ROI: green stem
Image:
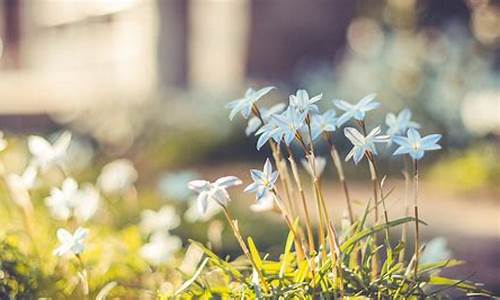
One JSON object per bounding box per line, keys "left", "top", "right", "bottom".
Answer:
{"left": 75, "top": 254, "right": 89, "bottom": 298}
{"left": 413, "top": 159, "right": 420, "bottom": 278}
{"left": 222, "top": 206, "right": 270, "bottom": 293}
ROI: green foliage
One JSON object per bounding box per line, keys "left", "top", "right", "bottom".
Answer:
{"left": 0, "top": 237, "right": 43, "bottom": 299}
{"left": 174, "top": 218, "right": 491, "bottom": 299}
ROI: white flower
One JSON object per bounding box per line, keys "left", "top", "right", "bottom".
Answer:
{"left": 184, "top": 196, "right": 222, "bottom": 222}
{"left": 45, "top": 178, "right": 100, "bottom": 222}
{"left": 28, "top": 131, "right": 71, "bottom": 171}
{"left": 74, "top": 184, "right": 100, "bottom": 222}
{"left": 187, "top": 176, "right": 242, "bottom": 214}
{"left": 140, "top": 206, "right": 180, "bottom": 235}
{"left": 97, "top": 159, "right": 138, "bottom": 196}
{"left": 53, "top": 227, "right": 88, "bottom": 257}
{"left": 45, "top": 177, "right": 79, "bottom": 220}
{"left": 5, "top": 166, "right": 37, "bottom": 208}
{"left": 385, "top": 109, "right": 420, "bottom": 137}
{"left": 140, "top": 232, "right": 182, "bottom": 266}
{"left": 226, "top": 86, "right": 275, "bottom": 120}
{"left": 301, "top": 156, "right": 327, "bottom": 177}
{"left": 0, "top": 131, "right": 8, "bottom": 152}
{"left": 334, "top": 94, "right": 381, "bottom": 126}
{"left": 344, "top": 126, "right": 389, "bottom": 164}
{"left": 245, "top": 103, "right": 286, "bottom": 136}
{"left": 289, "top": 89, "right": 323, "bottom": 114}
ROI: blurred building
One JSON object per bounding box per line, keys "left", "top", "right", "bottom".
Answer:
{"left": 0, "top": 0, "right": 354, "bottom": 117}
{"left": 0, "top": 0, "right": 498, "bottom": 137}
{"left": 0, "top": 0, "right": 157, "bottom": 116}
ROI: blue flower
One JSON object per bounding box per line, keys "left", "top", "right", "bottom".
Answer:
{"left": 289, "top": 89, "right": 322, "bottom": 114}
{"left": 334, "top": 93, "right": 381, "bottom": 126}
{"left": 255, "top": 120, "right": 284, "bottom": 150}
{"left": 226, "top": 86, "right": 275, "bottom": 120}
{"left": 310, "top": 109, "right": 337, "bottom": 141}
{"left": 245, "top": 103, "right": 286, "bottom": 136}
{"left": 385, "top": 108, "right": 420, "bottom": 137}
{"left": 244, "top": 159, "right": 279, "bottom": 201}
{"left": 272, "top": 107, "right": 307, "bottom": 145}
{"left": 393, "top": 128, "right": 442, "bottom": 160}
{"left": 344, "top": 126, "right": 389, "bottom": 164}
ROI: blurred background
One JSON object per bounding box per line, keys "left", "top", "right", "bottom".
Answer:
{"left": 0, "top": 0, "right": 499, "bottom": 294}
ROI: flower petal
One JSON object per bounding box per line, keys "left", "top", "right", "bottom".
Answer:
{"left": 197, "top": 192, "right": 209, "bottom": 214}
{"left": 188, "top": 180, "right": 210, "bottom": 193}
{"left": 214, "top": 176, "right": 242, "bottom": 188}
{"left": 344, "top": 127, "right": 365, "bottom": 146}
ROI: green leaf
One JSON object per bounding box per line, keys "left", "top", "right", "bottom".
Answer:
{"left": 175, "top": 257, "right": 209, "bottom": 296}
{"left": 189, "top": 240, "right": 243, "bottom": 280}
{"left": 427, "top": 275, "right": 490, "bottom": 295}
{"left": 293, "top": 260, "right": 309, "bottom": 283}
{"left": 340, "top": 217, "right": 426, "bottom": 252}
{"left": 418, "top": 259, "right": 463, "bottom": 274}
{"left": 247, "top": 237, "right": 263, "bottom": 270}
{"left": 279, "top": 226, "right": 296, "bottom": 278}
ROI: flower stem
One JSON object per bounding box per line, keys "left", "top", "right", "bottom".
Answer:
{"left": 75, "top": 254, "right": 89, "bottom": 298}
{"left": 305, "top": 118, "right": 336, "bottom": 264}
{"left": 324, "top": 133, "right": 354, "bottom": 224}
{"left": 327, "top": 221, "right": 344, "bottom": 296}
{"left": 399, "top": 156, "right": 411, "bottom": 263}
{"left": 271, "top": 188, "right": 306, "bottom": 262}
{"left": 286, "top": 147, "right": 315, "bottom": 255}
{"left": 221, "top": 206, "right": 270, "bottom": 293}
{"left": 252, "top": 103, "right": 297, "bottom": 218}
{"left": 413, "top": 159, "right": 420, "bottom": 279}
{"left": 271, "top": 142, "right": 297, "bottom": 218}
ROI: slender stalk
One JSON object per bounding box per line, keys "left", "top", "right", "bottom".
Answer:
{"left": 286, "top": 147, "right": 315, "bottom": 255}
{"left": 324, "top": 133, "right": 354, "bottom": 224}
{"left": 287, "top": 132, "right": 326, "bottom": 261}
{"left": 252, "top": 104, "right": 298, "bottom": 218}
{"left": 75, "top": 254, "right": 90, "bottom": 298}
{"left": 270, "top": 142, "right": 297, "bottom": 217}
{"left": 327, "top": 221, "right": 344, "bottom": 296}
{"left": 251, "top": 104, "right": 308, "bottom": 264}
{"left": 311, "top": 180, "right": 327, "bottom": 263}
{"left": 356, "top": 121, "right": 380, "bottom": 278}
{"left": 367, "top": 154, "right": 390, "bottom": 226}
{"left": 271, "top": 188, "right": 306, "bottom": 262}
{"left": 413, "top": 159, "right": 420, "bottom": 278}
{"left": 222, "top": 206, "right": 270, "bottom": 293}
{"left": 305, "top": 117, "right": 336, "bottom": 263}
{"left": 399, "top": 156, "right": 411, "bottom": 263}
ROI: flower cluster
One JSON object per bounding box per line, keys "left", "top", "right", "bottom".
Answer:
{"left": 189, "top": 87, "right": 442, "bottom": 218}
{"left": 1, "top": 132, "right": 149, "bottom": 264}
{"left": 168, "top": 86, "right": 486, "bottom": 299}
{"left": 229, "top": 87, "right": 441, "bottom": 165}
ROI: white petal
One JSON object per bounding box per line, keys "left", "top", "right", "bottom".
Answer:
{"left": 344, "top": 127, "right": 365, "bottom": 146}
{"left": 197, "top": 192, "right": 209, "bottom": 214}
{"left": 54, "top": 131, "right": 72, "bottom": 154}
{"left": 214, "top": 176, "right": 242, "bottom": 188}
{"left": 187, "top": 180, "right": 210, "bottom": 193}
{"left": 27, "top": 136, "right": 53, "bottom": 157}
{"left": 263, "top": 158, "right": 273, "bottom": 176}
{"left": 57, "top": 228, "right": 73, "bottom": 243}
{"left": 333, "top": 100, "right": 353, "bottom": 111}
{"left": 74, "top": 227, "right": 88, "bottom": 240}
